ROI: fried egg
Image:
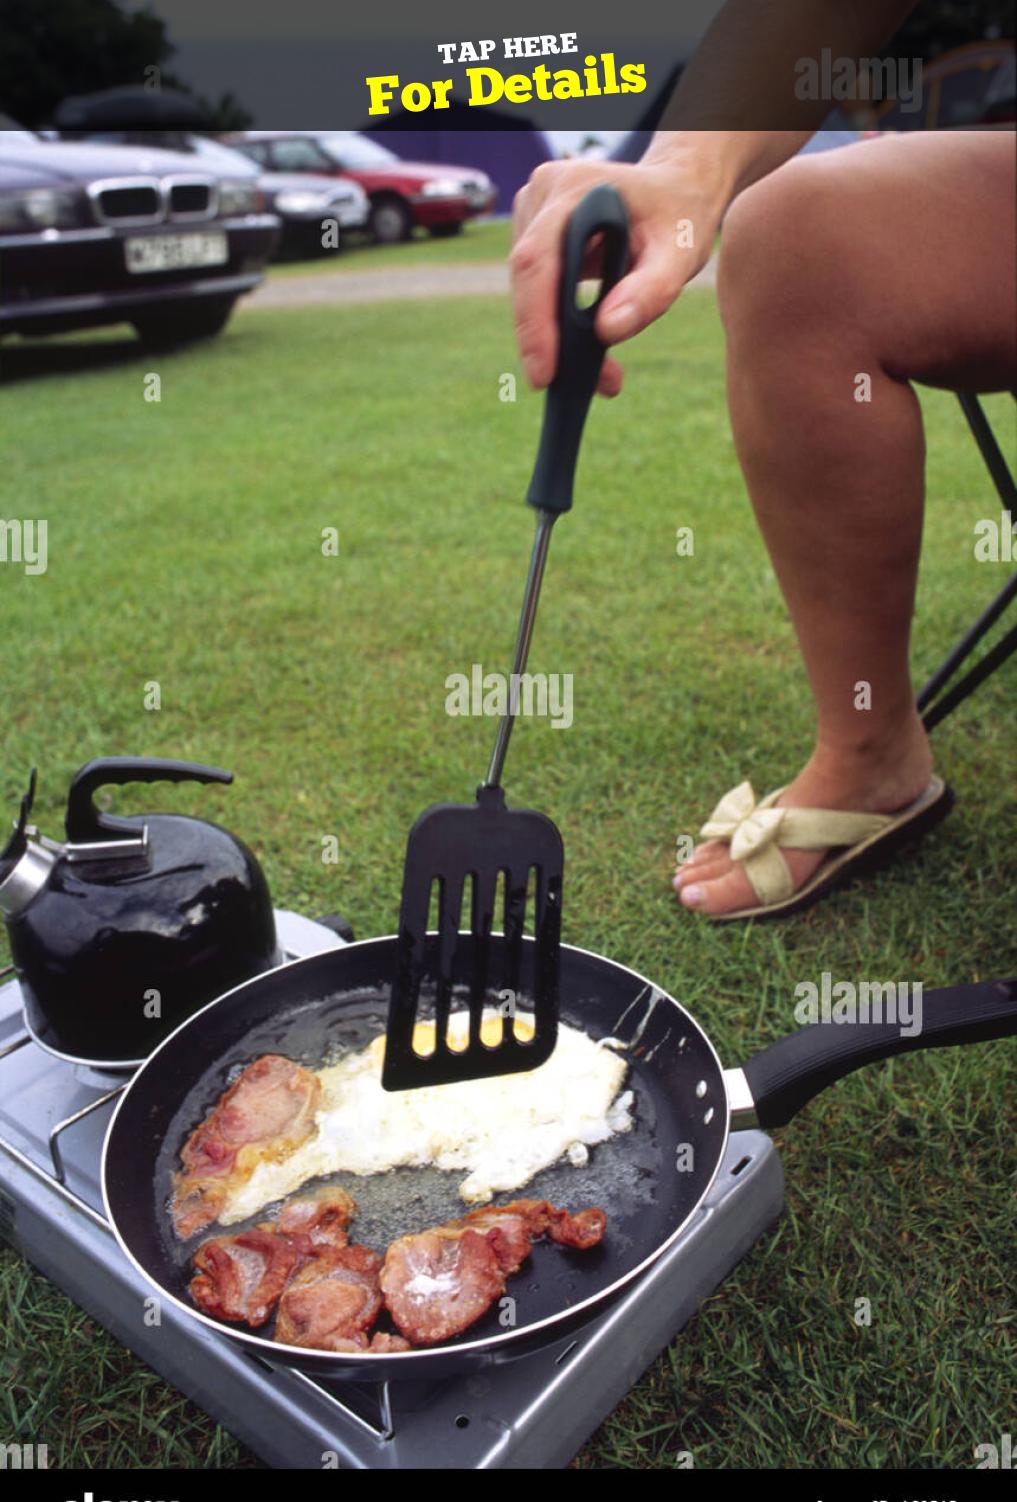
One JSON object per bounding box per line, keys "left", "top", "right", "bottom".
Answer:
{"left": 218, "top": 1014, "right": 633, "bottom": 1224}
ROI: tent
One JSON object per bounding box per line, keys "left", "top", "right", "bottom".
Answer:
{"left": 363, "top": 108, "right": 552, "bottom": 213}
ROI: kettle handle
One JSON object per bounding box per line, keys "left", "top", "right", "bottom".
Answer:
{"left": 65, "top": 758, "right": 233, "bottom": 844}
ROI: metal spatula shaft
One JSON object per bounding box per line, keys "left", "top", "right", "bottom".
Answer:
{"left": 382, "top": 184, "right": 630, "bottom": 1091}
{"left": 485, "top": 508, "right": 556, "bottom": 788}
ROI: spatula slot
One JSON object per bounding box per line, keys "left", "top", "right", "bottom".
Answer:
{"left": 426, "top": 876, "right": 443, "bottom": 937}
{"left": 384, "top": 790, "right": 565, "bottom": 1087}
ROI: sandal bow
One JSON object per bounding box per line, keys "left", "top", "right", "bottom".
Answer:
{"left": 700, "top": 781, "right": 793, "bottom": 901}
{"left": 698, "top": 780, "right": 893, "bottom": 905}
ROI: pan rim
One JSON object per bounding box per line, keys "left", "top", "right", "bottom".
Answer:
{"left": 100, "top": 934, "right": 731, "bottom": 1365}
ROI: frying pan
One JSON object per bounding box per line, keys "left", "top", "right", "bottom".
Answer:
{"left": 101, "top": 936, "right": 1017, "bottom": 1380}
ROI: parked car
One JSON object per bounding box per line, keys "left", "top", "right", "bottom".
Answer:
{"left": 0, "top": 120, "right": 37, "bottom": 143}
{"left": 0, "top": 137, "right": 279, "bottom": 346}
{"left": 228, "top": 131, "right": 495, "bottom": 243}
{"left": 75, "top": 133, "right": 371, "bottom": 258}
{"left": 187, "top": 137, "right": 369, "bottom": 256}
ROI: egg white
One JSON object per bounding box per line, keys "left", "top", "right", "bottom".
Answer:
{"left": 218, "top": 1014, "right": 633, "bottom": 1224}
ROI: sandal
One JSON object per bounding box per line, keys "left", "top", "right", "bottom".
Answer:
{"left": 687, "top": 775, "right": 954, "bottom": 922}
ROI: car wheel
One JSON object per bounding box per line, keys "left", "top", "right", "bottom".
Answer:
{"left": 369, "top": 195, "right": 412, "bottom": 244}
{"left": 428, "top": 222, "right": 464, "bottom": 238}
{"left": 278, "top": 223, "right": 339, "bottom": 260}
{"left": 133, "top": 296, "right": 236, "bottom": 349}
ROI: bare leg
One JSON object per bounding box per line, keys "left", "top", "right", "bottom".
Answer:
{"left": 676, "top": 131, "right": 1017, "bottom": 916}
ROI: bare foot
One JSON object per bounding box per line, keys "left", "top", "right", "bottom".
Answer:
{"left": 673, "top": 716, "right": 935, "bottom": 917}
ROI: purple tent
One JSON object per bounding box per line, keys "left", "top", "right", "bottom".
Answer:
{"left": 362, "top": 117, "right": 552, "bottom": 213}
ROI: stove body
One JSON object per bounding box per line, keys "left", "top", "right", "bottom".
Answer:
{"left": 0, "top": 914, "right": 784, "bottom": 1469}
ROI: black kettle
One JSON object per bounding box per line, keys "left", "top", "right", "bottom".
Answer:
{"left": 0, "top": 757, "right": 281, "bottom": 1068}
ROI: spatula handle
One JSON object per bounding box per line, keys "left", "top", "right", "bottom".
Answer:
{"left": 525, "top": 183, "right": 630, "bottom": 516}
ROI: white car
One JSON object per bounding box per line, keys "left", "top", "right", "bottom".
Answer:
{"left": 182, "top": 136, "right": 370, "bottom": 256}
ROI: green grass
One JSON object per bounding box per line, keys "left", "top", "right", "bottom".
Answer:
{"left": 266, "top": 214, "right": 511, "bottom": 277}
{"left": 1, "top": 289, "right": 1015, "bottom": 1470}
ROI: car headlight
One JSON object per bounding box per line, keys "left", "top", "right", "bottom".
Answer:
{"left": 0, "top": 187, "right": 83, "bottom": 233}
{"left": 218, "top": 180, "right": 260, "bottom": 215}
{"left": 275, "top": 190, "right": 334, "bottom": 215}
{"left": 420, "top": 178, "right": 465, "bottom": 198}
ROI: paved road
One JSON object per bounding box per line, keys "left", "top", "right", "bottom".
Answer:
{"left": 244, "top": 255, "right": 717, "bottom": 311}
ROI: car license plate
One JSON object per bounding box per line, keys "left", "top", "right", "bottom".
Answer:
{"left": 125, "top": 231, "right": 228, "bottom": 275}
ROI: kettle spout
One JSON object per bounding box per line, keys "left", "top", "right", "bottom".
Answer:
{"left": 0, "top": 770, "right": 54, "bottom": 920}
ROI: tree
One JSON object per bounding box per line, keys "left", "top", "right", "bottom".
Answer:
{"left": 0, "top": 0, "right": 252, "bottom": 130}
{"left": 0, "top": 0, "right": 174, "bottom": 125}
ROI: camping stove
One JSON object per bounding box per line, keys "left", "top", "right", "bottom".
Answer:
{"left": 0, "top": 914, "right": 784, "bottom": 1470}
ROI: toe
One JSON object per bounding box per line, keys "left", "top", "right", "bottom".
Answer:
{"left": 676, "top": 839, "right": 726, "bottom": 875}
{"left": 690, "top": 839, "right": 726, "bottom": 863}
{"left": 679, "top": 866, "right": 758, "bottom": 915}
{"left": 673, "top": 855, "right": 735, "bottom": 891}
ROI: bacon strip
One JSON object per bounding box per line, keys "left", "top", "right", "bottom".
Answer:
{"left": 380, "top": 1228, "right": 505, "bottom": 1347}
{"left": 273, "top": 1243, "right": 384, "bottom": 1351}
{"left": 189, "top": 1187, "right": 360, "bottom": 1330}
{"left": 380, "top": 1198, "right": 606, "bottom": 1347}
{"left": 189, "top": 1227, "right": 300, "bottom": 1328}
{"left": 171, "top": 1056, "right": 321, "bottom": 1240}
{"left": 268, "top": 1186, "right": 356, "bottom": 1250}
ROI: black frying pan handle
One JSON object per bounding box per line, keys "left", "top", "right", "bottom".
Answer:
{"left": 743, "top": 977, "right": 1017, "bottom": 1129}
{"left": 525, "top": 183, "right": 630, "bottom": 516}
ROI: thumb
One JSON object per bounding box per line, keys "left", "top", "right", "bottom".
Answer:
{"left": 595, "top": 243, "right": 685, "bottom": 347}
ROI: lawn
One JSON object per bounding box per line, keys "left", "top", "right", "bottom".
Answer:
{"left": 0, "top": 285, "right": 1014, "bottom": 1470}
{"left": 266, "top": 214, "right": 512, "bottom": 276}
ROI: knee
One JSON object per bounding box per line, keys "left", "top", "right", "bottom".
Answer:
{"left": 717, "top": 158, "right": 850, "bottom": 343}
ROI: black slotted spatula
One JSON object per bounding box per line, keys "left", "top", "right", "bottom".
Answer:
{"left": 381, "top": 184, "right": 630, "bottom": 1091}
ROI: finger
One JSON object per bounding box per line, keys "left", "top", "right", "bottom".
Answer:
{"left": 510, "top": 214, "right": 566, "bottom": 389}
{"left": 510, "top": 160, "right": 563, "bottom": 247}
{"left": 579, "top": 231, "right": 606, "bottom": 279}
{"left": 595, "top": 240, "right": 685, "bottom": 348}
{"left": 510, "top": 181, "right": 539, "bottom": 248}
{"left": 596, "top": 356, "right": 623, "bottom": 397}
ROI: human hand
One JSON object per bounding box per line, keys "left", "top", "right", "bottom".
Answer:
{"left": 510, "top": 150, "right": 728, "bottom": 396}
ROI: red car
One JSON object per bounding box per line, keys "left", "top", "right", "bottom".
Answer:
{"left": 229, "top": 131, "right": 495, "bottom": 243}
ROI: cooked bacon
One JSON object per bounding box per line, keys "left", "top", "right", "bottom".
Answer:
{"left": 451, "top": 1204, "right": 539, "bottom": 1275}
{"left": 171, "top": 1056, "right": 321, "bottom": 1240}
{"left": 380, "top": 1199, "right": 606, "bottom": 1347}
{"left": 544, "top": 1203, "right": 607, "bottom": 1249}
{"left": 273, "top": 1243, "right": 384, "bottom": 1351}
{"left": 268, "top": 1186, "right": 356, "bottom": 1250}
{"left": 189, "top": 1227, "right": 300, "bottom": 1328}
{"left": 299, "top": 1329, "right": 412, "bottom": 1354}
{"left": 366, "top": 1331, "right": 412, "bottom": 1352}
{"left": 472, "top": 1198, "right": 607, "bottom": 1251}
{"left": 448, "top": 1198, "right": 606, "bottom": 1266}
{"left": 380, "top": 1227, "right": 506, "bottom": 1347}
{"left": 175, "top": 1070, "right": 610, "bottom": 1352}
